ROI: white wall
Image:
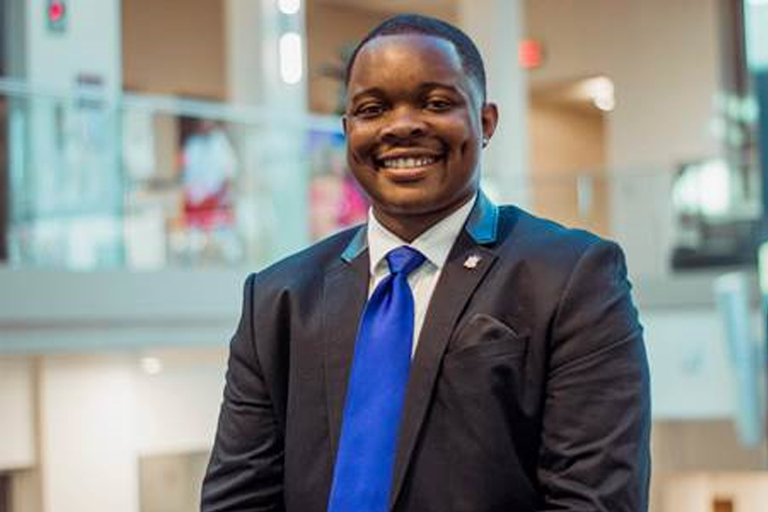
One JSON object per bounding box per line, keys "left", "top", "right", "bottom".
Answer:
{"left": 638, "top": 273, "right": 765, "bottom": 426}
{"left": 19, "top": 350, "right": 227, "bottom": 512}
{"left": 26, "top": 0, "right": 121, "bottom": 90}
{"left": 40, "top": 355, "right": 139, "bottom": 512}
{"left": 643, "top": 309, "right": 737, "bottom": 419}
{"left": 0, "top": 356, "right": 36, "bottom": 470}
{"left": 136, "top": 349, "right": 227, "bottom": 456}
{"left": 526, "top": 0, "right": 723, "bottom": 277}
{"left": 527, "top": 0, "right": 721, "bottom": 170}
{"left": 662, "top": 472, "right": 768, "bottom": 512}
{"left": 0, "top": 349, "right": 231, "bottom": 512}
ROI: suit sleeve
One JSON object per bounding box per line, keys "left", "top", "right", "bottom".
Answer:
{"left": 537, "top": 240, "right": 651, "bottom": 512}
{"left": 201, "top": 274, "right": 286, "bottom": 512}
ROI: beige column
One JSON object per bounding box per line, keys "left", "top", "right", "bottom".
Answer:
{"left": 457, "top": 0, "right": 529, "bottom": 208}
{"left": 226, "top": 0, "right": 310, "bottom": 262}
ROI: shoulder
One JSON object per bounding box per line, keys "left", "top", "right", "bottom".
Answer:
{"left": 490, "top": 205, "right": 629, "bottom": 293}
{"left": 246, "top": 225, "right": 364, "bottom": 293}
{"left": 498, "top": 204, "right": 614, "bottom": 257}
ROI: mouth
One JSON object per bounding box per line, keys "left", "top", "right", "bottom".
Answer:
{"left": 374, "top": 153, "right": 444, "bottom": 181}
{"left": 378, "top": 155, "right": 439, "bottom": 169}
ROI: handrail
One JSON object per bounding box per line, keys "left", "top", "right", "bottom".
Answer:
{"left": 0, "top": 77, "right": 342, "bottom": 133}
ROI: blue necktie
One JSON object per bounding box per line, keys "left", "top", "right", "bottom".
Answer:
{"left": 328, "top": 246, "right": 426, "bottom": 512}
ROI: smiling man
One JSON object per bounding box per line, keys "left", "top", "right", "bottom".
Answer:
{"left": 343, "top": 28, "right": 496, "bottom": 243}
{"left": 202, "top": 14, "right": 650, "bottom": 512}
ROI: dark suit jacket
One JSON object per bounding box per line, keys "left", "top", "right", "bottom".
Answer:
{"left": 201, "top": 192, "right": 651, "bottom": 512}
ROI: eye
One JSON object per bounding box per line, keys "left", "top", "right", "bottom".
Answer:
{"left": 424, "top": 97, "right": 453, "bottom": 112}
{"left": 354, "top": 102, "right": 386, "bottom": 118}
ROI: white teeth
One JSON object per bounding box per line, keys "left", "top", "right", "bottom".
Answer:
{"left": 381, "top": 156, "right": 437, "bottom": 169}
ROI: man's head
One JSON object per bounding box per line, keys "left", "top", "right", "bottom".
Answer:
{"left": 345, "top": 14, "right": 488, "bottom": 104}
{"left": 343, "top": 14, "right": 498, "bottom": 241}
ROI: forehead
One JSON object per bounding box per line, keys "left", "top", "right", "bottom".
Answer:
{"left": 348, "top": 34, "right": 478, "bottom": 99}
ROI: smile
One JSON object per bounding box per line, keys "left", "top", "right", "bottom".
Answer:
{"left": 378, "top": 155, "right": 441, "bottom": 170}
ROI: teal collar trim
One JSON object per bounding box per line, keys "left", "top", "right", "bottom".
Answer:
{"left": 465, "top": 190, "right": 499, "bottom": 245}
{"left": 340, "top": 190, "right": 499, "bottom": 263}
{"left": 341, "top": 225, "right": 367, "bottom": 263}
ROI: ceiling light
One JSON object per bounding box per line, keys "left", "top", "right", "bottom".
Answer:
{"left": 280, "top": 32, "right": 303, "bottom": 85}
{"left": 278, "top": 0, "right": 301, "bottom": 15}
{"left": 585, "top": 76, "right": 615, "bottom": 112}
{"left": 141, "top": 357, "right": 163, "bottom": 375}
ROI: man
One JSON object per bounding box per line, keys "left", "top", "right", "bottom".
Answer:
{"left": 202, "top": 14, "right": 650, "bottom": 512}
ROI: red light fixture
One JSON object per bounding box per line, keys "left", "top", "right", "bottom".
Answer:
{"left": 47, "top": 0, "right": 67, "bottom": 32}
{"left": 519, "top": 39, "right": 544, "bottom": 70}
{"left": 49, "top": 2, "right": 65, "bottom": 21}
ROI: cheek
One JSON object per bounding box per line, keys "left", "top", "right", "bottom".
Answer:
{"left": 346, "top": 143, "right": 371, "bottom": 173}
{"left": 346, "top": 125, "right": 377, "bottom": 158}
{"left": 346, "top": 141, "right": 376, "bottom": 186}
{"left": 444, "top": 115, "right": 480, "bottom": 152}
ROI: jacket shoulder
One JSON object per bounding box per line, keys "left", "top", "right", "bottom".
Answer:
{"left": 497, "top": 205, "right": 618, "bottom": 268}
{"left": 249, "top": 225, "right": 363, "bottom": 291}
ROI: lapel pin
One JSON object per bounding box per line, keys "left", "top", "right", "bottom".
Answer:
{"left": 463, "top": 254, "right": 482, "bottom": 269}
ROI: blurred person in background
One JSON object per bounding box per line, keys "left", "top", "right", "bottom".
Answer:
{"left": 202, "top": 13, "right": 650, "bottom": 512}
{"left": 181, "top": 118, "right": 237, "bottom": 230}
{"left": 178, "top": 117, "right": 241, "bottom": 262}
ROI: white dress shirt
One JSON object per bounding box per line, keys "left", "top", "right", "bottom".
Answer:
{"left": 366, "top": 195, "right": 476, "bottom": 356}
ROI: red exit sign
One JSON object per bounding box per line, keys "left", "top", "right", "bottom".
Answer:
{"left": 47, "top": 0, "right": 67, "bottom": 33}
{"left": 519, "top": 39, "right": 544, "bottom": 70}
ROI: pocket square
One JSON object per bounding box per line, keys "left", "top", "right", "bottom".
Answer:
{"left": 447, "top": 313, "right": 526, "bottom": 357}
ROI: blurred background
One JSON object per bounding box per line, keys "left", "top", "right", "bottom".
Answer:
{"left": 0, "top": 0, "right": 767, "bottom": 511}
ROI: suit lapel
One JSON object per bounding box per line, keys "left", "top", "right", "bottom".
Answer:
{"left": 323, "top": 229, "right": 369, "bottom": 459}
{"left": 389, "top": 193, "right": 501, "bottom": 508}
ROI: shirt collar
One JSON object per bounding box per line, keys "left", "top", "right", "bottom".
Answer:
{"left": 367, "top": 194, "right": 477, "bottom": 275}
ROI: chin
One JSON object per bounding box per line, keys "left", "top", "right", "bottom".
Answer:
{"left": 376, "top": 189, "right": 438, "bottom": 213}
{"left": 382, "top": 193, "right": 468, "bottom": 221}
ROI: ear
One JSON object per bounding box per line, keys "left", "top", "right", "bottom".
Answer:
{"left": 480, "top": 102, "right": 499, "bottom": 146}
{"left": 341, "top": 115, "right": 349, "bottom": 136}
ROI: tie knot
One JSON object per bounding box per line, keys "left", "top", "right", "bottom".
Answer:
{"left": 386, "top": 246, "right": 426, "bottom": 276}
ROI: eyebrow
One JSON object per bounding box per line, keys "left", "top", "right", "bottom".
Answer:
{"left": 349, "top": 81, "right": 462, "bottom": 105}
{"left": 349, "top": 87, "right": 386, "bottom": 105}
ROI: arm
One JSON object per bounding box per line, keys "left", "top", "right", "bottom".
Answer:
{"left": 538, "top": 240, "right": 651, "bottom": 511}
{"left": 201, "top": 274, "right": 286, "bottom": 512}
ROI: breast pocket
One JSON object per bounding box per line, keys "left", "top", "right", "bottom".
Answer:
{"left": 444, "top": 313, "right": 528, "bottom": 363}
{"left": 434, "top": 314, "right": 534, "bottom": 507}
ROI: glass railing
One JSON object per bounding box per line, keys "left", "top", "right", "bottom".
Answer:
{"left": 0, "top": 78, "right": 763, "bottom": 277}
{"left": 0, "top": 78, "right": 353, "bottom": 270}
{"left": 522, "top": 161, "right": 762, "bottom": 278}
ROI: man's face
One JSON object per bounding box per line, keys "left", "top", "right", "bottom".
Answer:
{"left": 344, "top": 34, "right": 498, "bottom": 238}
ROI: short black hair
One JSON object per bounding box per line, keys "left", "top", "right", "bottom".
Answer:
{"left": 344, "top": 14, "right": 487, "bottom": 102}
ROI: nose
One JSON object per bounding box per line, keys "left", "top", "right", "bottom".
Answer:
{"left": 381, "top": 107, "right": 426, "bottom": 143}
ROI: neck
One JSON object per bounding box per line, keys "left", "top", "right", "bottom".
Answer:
{"left": 372, "top": 212, "right": 436, "bottom": 243}
{"left": 372, "top": 195, "right": 475, "bottom": 243}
